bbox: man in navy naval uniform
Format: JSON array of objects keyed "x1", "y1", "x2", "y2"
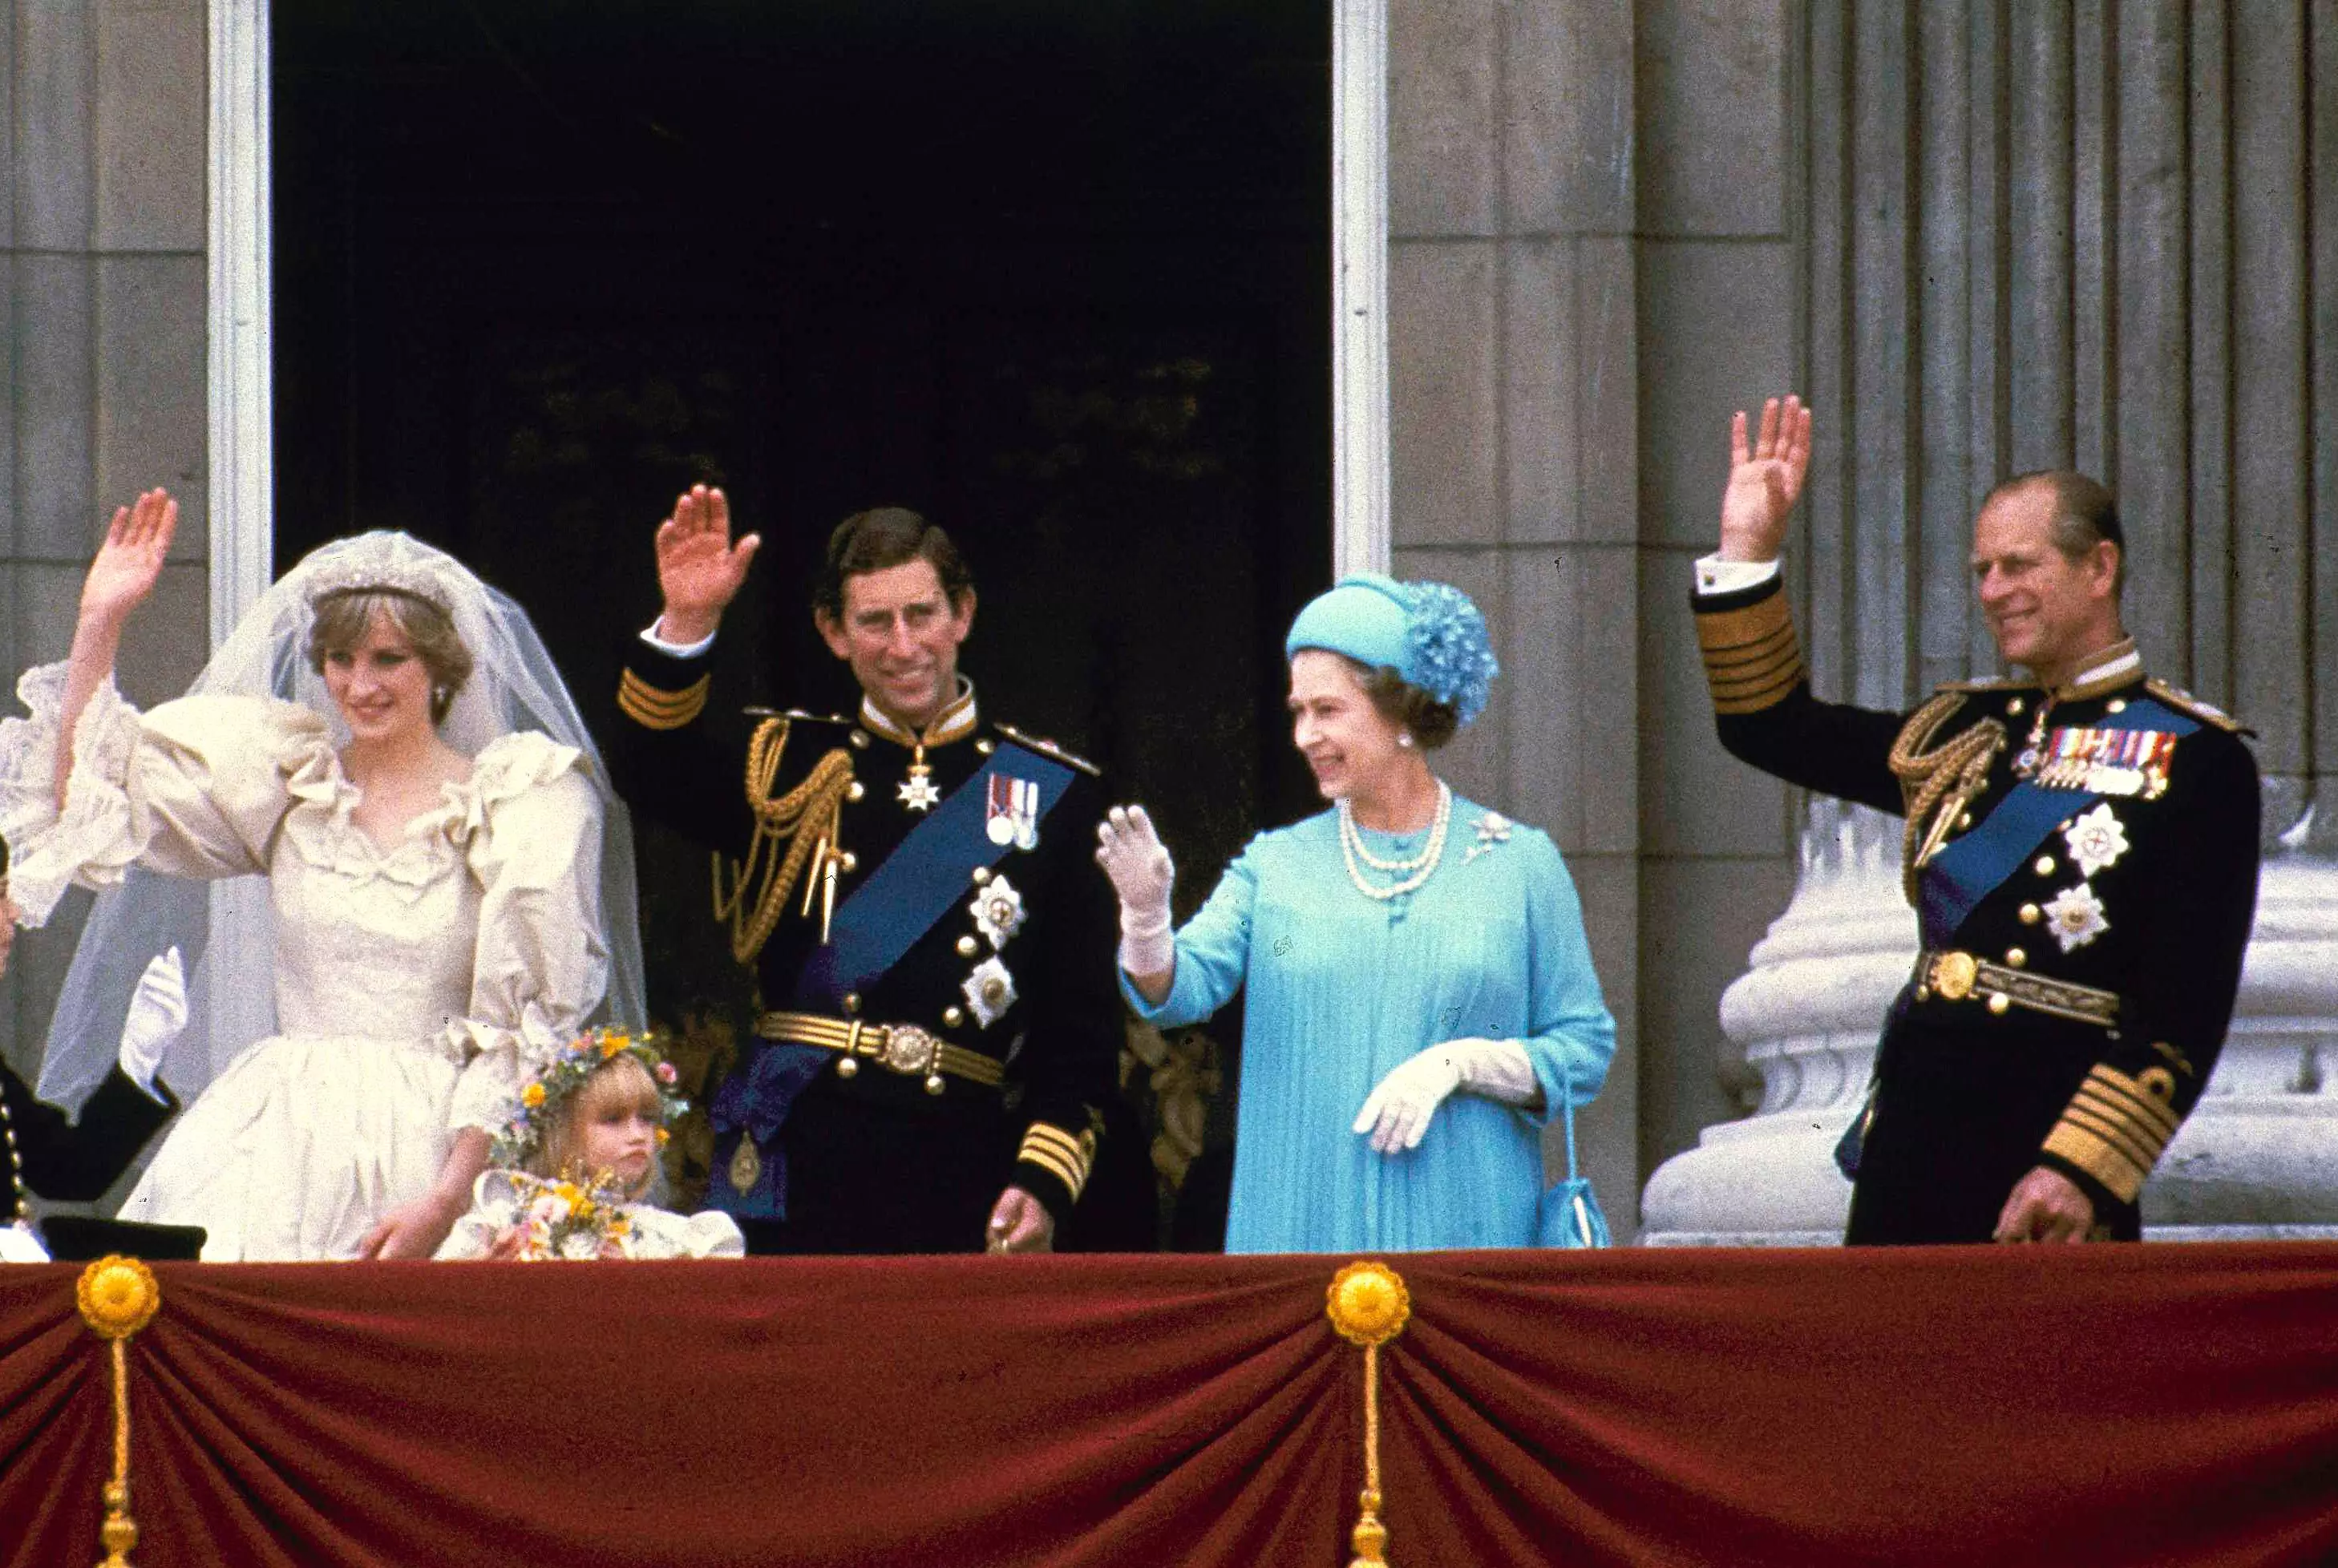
[
  {"x1": 0, "y1": 835, "x2": 180, "y2": 1255},
  {"x1": 605, "y1": 487, "x2": 1120, "y2": 1255},
  {"x1": 1691, "y1": 396, "x2": 2261, "y2": 1245}
]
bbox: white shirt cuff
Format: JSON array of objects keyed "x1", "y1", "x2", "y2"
[
  {"x1": 1693, "y1": 555, "x2": 1782, "y2": 596},
  {"x1": 639, "y1": 620, "x2": 717, "y2": 659}
]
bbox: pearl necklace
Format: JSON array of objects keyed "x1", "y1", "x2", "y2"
[{"x1": 1339, "y1": 782, "x2": 1453, "y2": 900}]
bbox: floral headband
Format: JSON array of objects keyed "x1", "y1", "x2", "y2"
[{"x1": 493, "y1": 1025, "x2": 690, "y2": 1170}]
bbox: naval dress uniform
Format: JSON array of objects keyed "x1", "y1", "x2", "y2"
[
  {"x1": 608, "y1": 637, "x2": 1121, "y2": 1254},
  {"x1": 1693, "y1": 569, "x2": 2261, "y2": 1243},
  {"x1": 3, "y1": 1060, "x2": 176, "y2": 1215}
]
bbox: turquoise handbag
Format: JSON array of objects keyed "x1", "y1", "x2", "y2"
[{"x1": 1538, "y1": 1061, "x2": 1610, "y2": 1248}]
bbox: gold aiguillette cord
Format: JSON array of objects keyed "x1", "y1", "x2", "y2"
[{"x1": 711, "y1": 717, "x2": 856, "y2": 964}]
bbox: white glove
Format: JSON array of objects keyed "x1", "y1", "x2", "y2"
[
  {"x1": 116, "y1": 947, "x2": 188, "y2": 1099},
  {"x1": 1352, "y1": 1037, "x2": 1540, "y2": 1154},
  {"x1": 1094, "y1": 805, "x2": 1175, "y2": 976}
]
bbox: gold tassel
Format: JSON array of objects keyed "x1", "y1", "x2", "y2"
[
  {"x1": 76, "y1": 1255, "x2": 161, "y2": 1568},
  {"x1": 1327, "y1": 1261, "x2": 1412, "y2": 1567},
  {"x1": 710, "y1": 717, "x2": 856, "y2": 964}
]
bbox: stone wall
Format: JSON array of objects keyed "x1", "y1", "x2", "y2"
[
  {"x1": 1385, "y1": 0, "x2": 1652, "y2": 1234},
  {"x1": 1798, "y1": 0, "x2": 2338, "y2": 845},
  {"x1": 1385, "y1": 0, "x2": 1813, "y2": 1237},
  {"x1": 0, "y1": 0, "x2": 208, "y2": 1076}
]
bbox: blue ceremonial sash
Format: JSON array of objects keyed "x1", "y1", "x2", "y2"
[
  {"x1": 1917, "y1": 696, "x2": 2196, "y2": 948},
  {"x1": 795, "y1": 740, "x2": 1078, "y2": 1004}
]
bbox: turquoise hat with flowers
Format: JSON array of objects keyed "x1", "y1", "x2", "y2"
[{"x1": 1284, "y1": 573, "x2": 1500, "y2": 726}]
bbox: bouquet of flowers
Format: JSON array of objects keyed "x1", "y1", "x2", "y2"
[{"x1": 508, "y1": 1171, "x2": 635, "y2": 1262}]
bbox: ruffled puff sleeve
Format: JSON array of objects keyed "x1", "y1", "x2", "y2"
[
  {"x1": 443, "y1": 734, "x2": 613, "y2": 1136},
  {"x1": 621, "y1": 1205, "x2": 746, "y2": 1259},
  {"x1": 0, "y1": 662, "x2": 330, "y2": 926}
]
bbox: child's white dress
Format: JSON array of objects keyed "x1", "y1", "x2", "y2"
[{"x1": 436, "y1": 1169, "x2": 745, "y2": 1259}]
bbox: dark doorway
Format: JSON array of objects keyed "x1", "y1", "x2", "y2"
[{"x1": 272, "y1": 1, "x2": 1331, "y2": 1230}]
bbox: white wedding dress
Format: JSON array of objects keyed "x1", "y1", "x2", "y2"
[{"x1": 0, "y1": 665, "x2": 610, "y2": 1260}]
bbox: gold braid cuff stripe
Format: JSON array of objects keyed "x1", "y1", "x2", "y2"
[
  {"x1": 617, "y1": 669, "x2": 710, "y2": 731},
  {"x1": 1018, "y1": 1143, "x2": 1085, "y2": 1198},
  {"x1": 2043, "y1": 1121, "x2": 2152, "y2": 1203},
  {"x1": 1696, "y1": 591, "x2": 1805, "y2": 714},
  {"x1": 77, "y1": 1256, "x2": 160, "y2": 1568},
  {"x1": 1887, "y1": 694, "x2": 2007, "y2": 906},
  {"x1": 2045, "y1": 1065, "x2": 2183, "y2": 1203},
  {"x1": 1017, "y1": 1121, "x2": 1097, "y2": 1199},
  {"x1": 714, "y1": 718, "x2": 856, "y2": 964}
]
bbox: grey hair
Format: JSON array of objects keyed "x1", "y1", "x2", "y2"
[{"x1": 1988, "y1": 470, "x2": 2125, "y2": 597}]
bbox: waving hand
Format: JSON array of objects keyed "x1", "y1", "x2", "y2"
[
  {"x1": 1718, "y1": 394, "x2": 1812, "y2": 564},
  {"x1": 654, "y1": 484, "x2": 761, "y2": 645}
]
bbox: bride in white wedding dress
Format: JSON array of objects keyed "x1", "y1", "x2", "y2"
[{"x1": 0, "y1": 491, "x2": 644, "y2": 1260}]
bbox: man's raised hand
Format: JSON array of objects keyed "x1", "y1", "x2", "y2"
[
  {"x1": 1718, "y1": 394, "x2": 1812, "y2": 564},
  {"x1": 653, "y1": 484, "x2": 761, "y2": 645}
]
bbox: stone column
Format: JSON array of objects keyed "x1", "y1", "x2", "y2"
[
  {"x1": 1643, "y1": 0, "x2": 2338, "y2": 1243},
  {"x1": 3, "y1": 0, "x2": 211, "y2": 1075},
  {"x1": 1385, "y1": 0, "x2": 1643, "y2": 1231}
]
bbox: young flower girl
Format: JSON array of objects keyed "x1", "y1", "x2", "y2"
[{"x1": 437, "y1": 1028, "x2": 743, "y2": 1260}]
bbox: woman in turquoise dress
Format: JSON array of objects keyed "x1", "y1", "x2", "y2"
[{"x1": 1098, "y1": 575, "x2": 1616, "y2": 1252}]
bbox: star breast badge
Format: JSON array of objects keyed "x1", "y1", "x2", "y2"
[
  {"x1": 2041, "y1": 883, "x2": 2111, "y2": 952},
  {"x1": 962, "y1": 956, "x2": 1017, "y2": 1027},
  {"x1": 970, "y1": 875, "x2": 1025, "y2": 950},
  {"x1": 2061, "y1": 803, "x2": 2130, "y2": 879}
]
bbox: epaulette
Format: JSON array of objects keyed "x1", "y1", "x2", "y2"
[
  {"x1": 2144, "y1": 678, "x2": 2249, "y2": 735},
  {"x1": 741, "y1": 707, "x2": 855, "y2": 725},
  {"x1": 993, "y1": 722, "x2": 1101, "y2": 778},
  {"x1": 1936, "y1": 675, "x2": 2030, "y2": 693}
]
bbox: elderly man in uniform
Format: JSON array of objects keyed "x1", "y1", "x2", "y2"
[
  {"x1": 0, "y1": 835, "x2": 184, "y2": 1261},
  {"x1": 1692, "y1": 396, "x2": 2260, "y2": 1245},
  {"x1": 605, "y1": 487, "x2": 1119, "y2": 1255}
]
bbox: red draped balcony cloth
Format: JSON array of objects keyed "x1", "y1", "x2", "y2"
[{"x1": 5, "y1": 1246, "x2": 2338, "y2": 1566}]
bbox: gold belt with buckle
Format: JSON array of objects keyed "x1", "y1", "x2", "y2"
[
  {"x1": 755, "y1": 1010, "x2": 1006, "y2": 1094},
  {"x1": 1914, "y1": 949, "x2": 2122, "y2": 1029}
]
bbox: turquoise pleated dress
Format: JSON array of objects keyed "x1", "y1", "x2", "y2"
[{"x1": 1124, "y1": 797, "x2": 1616, "y2": 1253}]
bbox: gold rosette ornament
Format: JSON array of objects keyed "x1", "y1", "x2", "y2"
[
  {"x1": 1326, "y1": 1261, "x2": 1412, "y2": 1567},
  {"x1": 76, "y1": 1256, "x2": 162, "y2": 1568}
]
